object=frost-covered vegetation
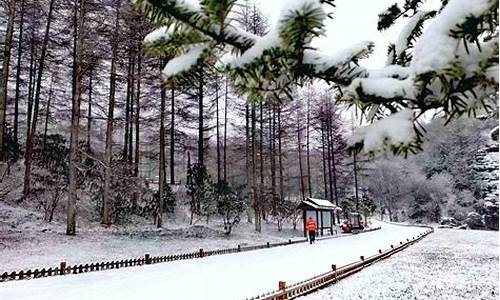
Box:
[0,0,497,250]
[364,118,499,230]
[0,0,498,298]
[300,228,499,300]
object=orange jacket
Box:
[306,219,317,231]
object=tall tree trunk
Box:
[0,0,15,161]
[270,105,276,199]
[169,87,175,184]
[23,0,55,195]
[328,121,339,206]
[223,77,228,182]
[297,108,305,201]
[197,80,204,165]
[158,74,166,228]
[87,68,92,149]
[320,108,328,200]
[327,111,340,224]
[353,152,359,211]
[42,79,53,149]
[102,2,121,226]
[134,50,141,177]
[251,102,260,232]
[325,102,334,203]
[259,103,264,221]
[13,0,26,146]
[132,48,142,210]
[128,52,135,163]
[215,76,220,182]
[123,50,132,161]
[306,90,312,197]
[67,0,85,236]
[245,102,252,223]
[277,106,284,199]
[26,29,35,137]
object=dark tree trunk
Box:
[270,106,276,199]
[197,80,204,165]
[123,50,132,161]
[259,103,264,221]
[26,29,35,138]
[245,102,251,222]
[306,92,312,197]
[102,2,121,226]
[158,69,166,228]
[0,0,15,160]
[67,0,85,235]
[13,0,26,146]
[134,50,141,177]
[23,0,55,195]
[353,152,359,211]
[297,108,305,201]
[169,87,175,184]
[320,107,328,200]
[328,123,339,206]
[215,76,220,182]
[223,77,228,182]
[277,106,284,199]
[87,68,92,149]
[128,52,135,163]
[251,102,260,232]
[42,79,53,149]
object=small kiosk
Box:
[297,198,342,237]
[349,212,364,229]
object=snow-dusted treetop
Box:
[134,0,498,156]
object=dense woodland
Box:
[0,0,498,235]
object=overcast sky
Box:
[255,0,441,69]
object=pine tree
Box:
[136,0,498,155]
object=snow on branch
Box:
[304,41,374,73]
[412,0,496,74]
[162,44,208,77]
[345,77,415,101]
[351,109,417,153]
[144,26,172,43]
[394,11,436,59]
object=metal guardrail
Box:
[246,225,434,300]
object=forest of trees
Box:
[0,0,365,235]
[0,0,497,235]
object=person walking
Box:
[306,217,317,244]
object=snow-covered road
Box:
[0,222,426,300]
[300,228,499,300]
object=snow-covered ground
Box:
[0,202,307,271]
[300,228,499,300]
[0,222,426,300]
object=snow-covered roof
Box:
[298,198,342,211]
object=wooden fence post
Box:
[279,281,286,299]
[60,262,66,275]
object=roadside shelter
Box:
[297,198,342,237]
